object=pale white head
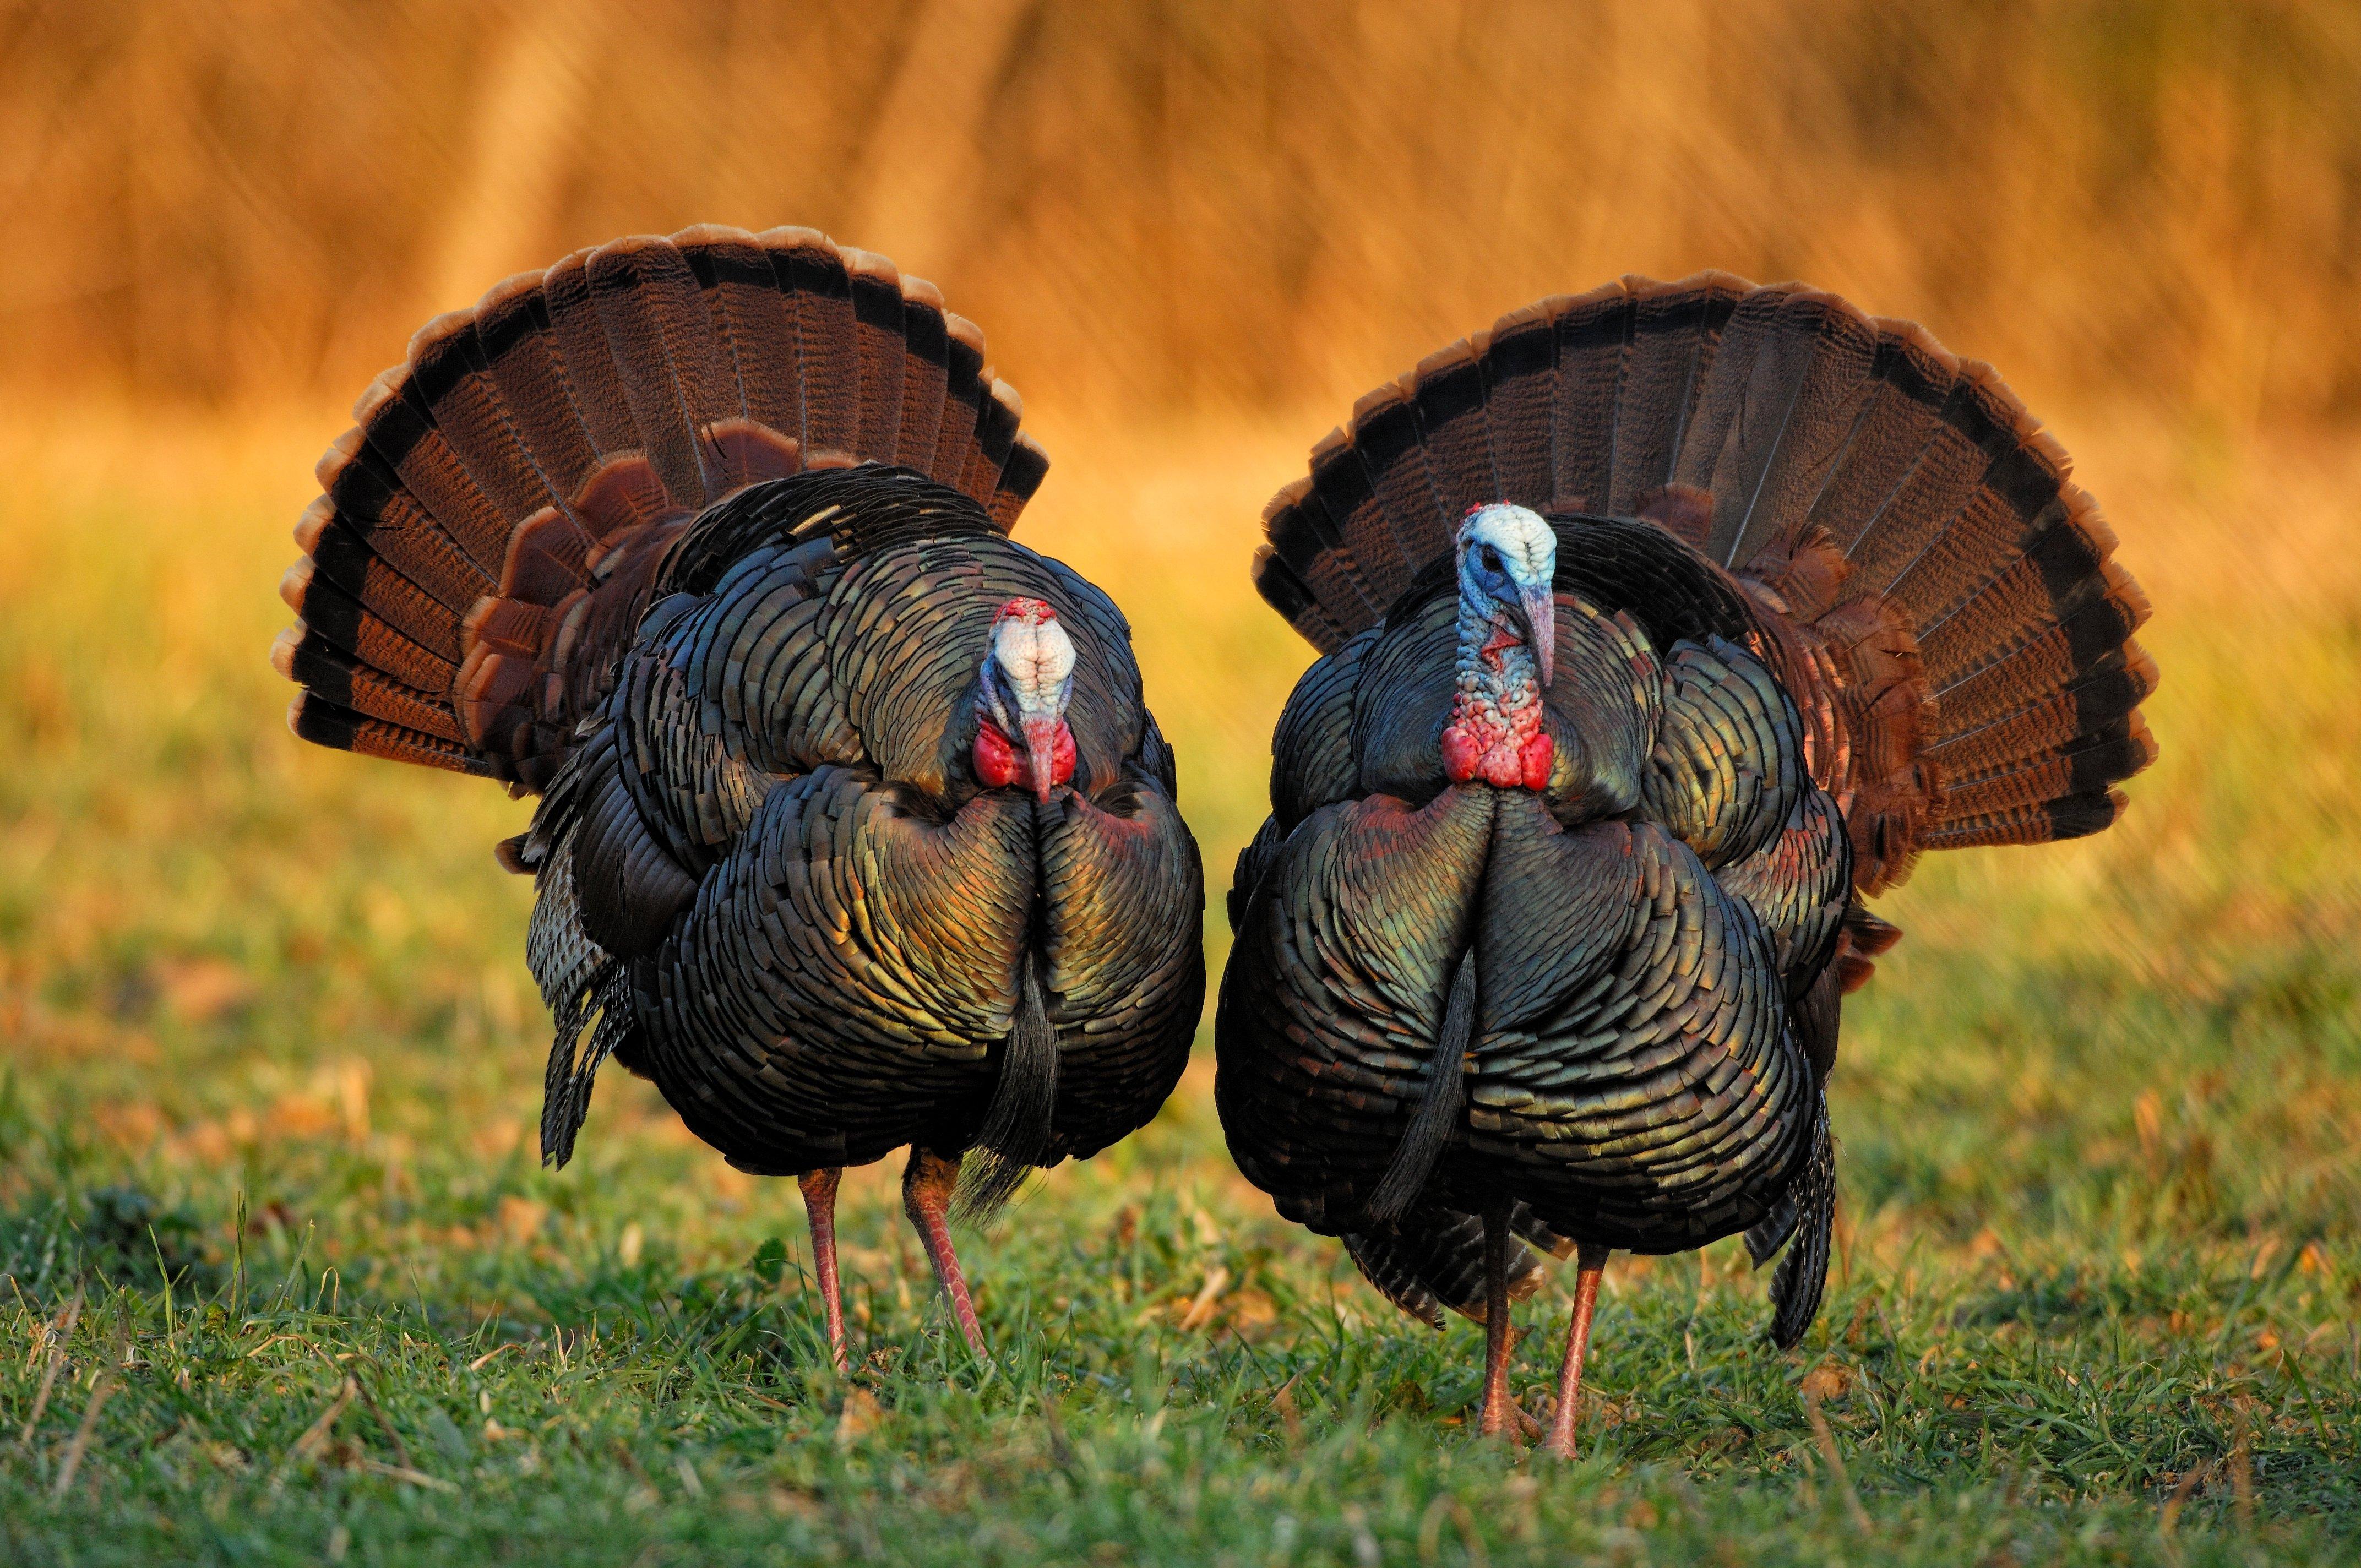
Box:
[1456,503,1558,687]
[974,596,1078,799]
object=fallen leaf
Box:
[1178,1266,1231,1332]
[837,1390,882,1446]
[496,1196,547,1245]
[155,957,255,1024]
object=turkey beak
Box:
[1022,715,1060,801]
[1519,584,1556,689]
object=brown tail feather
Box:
[892,276,953,472]
[961,375,1022,503]
[472,271,606,502]
[350,371,515,576]
[303,472,496,619]
[1698,291,1884,569]
[1407,340,1496,509]
[1625,273,1754,519]
[1937,718,2158,817]
[1546,280,1636,515]
[293,499,470,651]
[279,552,458,666]
[1794,320,1962,558]
[765,228,861,458]
[1922,786,2130,850]
[1252,474,1384,641]
[1249,542,1350,651]
[401,311,562,527]
[585,236,747,506]
[989,433,1051,531]
[1926,640,2158,777]
[278,568,454,695]
[278,224,1048,795]
[288,692,493,778]
[674,225,806,452]
[841,247,908,459]
[1918,557,2147,695]
[1351,381,1452,576]
[1302,424,1405,611]
[1472,301,1559,508]
[539,248,648,456]
[274,629,467,744]
[1250,271,2155,900]
[932,313,991,497]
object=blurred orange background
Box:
[4,0,2357,433]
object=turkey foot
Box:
[798,1168,849,1374]
[1542,1242,1610,1460]
[1475,1200,1520,1442]
[903,1147,988,1358]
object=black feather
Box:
[541,960,635,1170]
[1766,1101,1836,1349]
[1364,949,1475,1226]
[956,956,1061,1224]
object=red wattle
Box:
[975,718,1077,793]
[1519,732,1555,790]
[972,722,1021,788]
[1440,725,1481,783]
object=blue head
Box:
[1455,503,1557,688]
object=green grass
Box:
[0,409,2357,1565]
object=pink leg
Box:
[798,1169,848,1374]
[1542,1242,1611,1460]
[1476,1202,1519,1441]
[901,1147,988,1358]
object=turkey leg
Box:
[902,1147,989,1358]
[797,1168,850,1374]
[1542,1242,1611,1460]
[1475,1200,1519,1441]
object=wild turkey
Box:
[272,226,1205,1366]
[1217,274,2155,1452]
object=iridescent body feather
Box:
[1221,276,2156,1436]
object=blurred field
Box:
[4,1,2361,1564]
[6,1,2361,426]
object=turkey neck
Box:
[1443,583,1547,788]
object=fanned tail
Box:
[276,225,1049,796]
[1251,273,2155,898]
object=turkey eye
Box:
[1480,546,1502,573]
